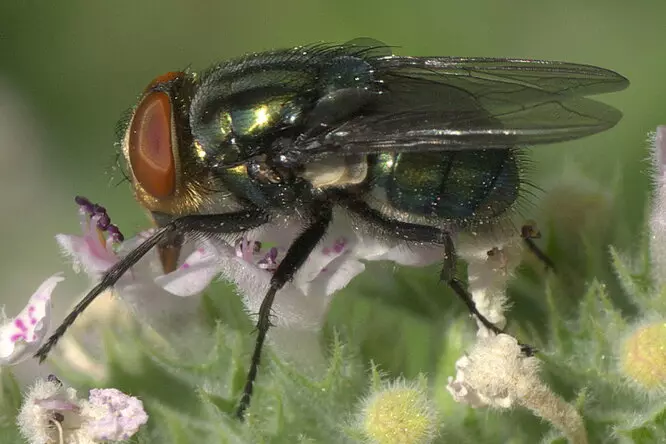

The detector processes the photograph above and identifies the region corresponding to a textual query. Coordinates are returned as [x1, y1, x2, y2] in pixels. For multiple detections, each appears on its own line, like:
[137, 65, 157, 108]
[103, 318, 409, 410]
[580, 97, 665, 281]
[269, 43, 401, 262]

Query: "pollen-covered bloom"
[446, 334, 538, 408]
[0, 274, 64, 365]
[17, 375, 148, 444]
[447, 334, 587, 443]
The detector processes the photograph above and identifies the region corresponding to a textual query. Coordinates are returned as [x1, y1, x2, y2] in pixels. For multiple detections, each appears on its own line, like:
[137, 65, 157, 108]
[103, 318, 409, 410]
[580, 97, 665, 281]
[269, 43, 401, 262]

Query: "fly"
[34, 38, 629, 419]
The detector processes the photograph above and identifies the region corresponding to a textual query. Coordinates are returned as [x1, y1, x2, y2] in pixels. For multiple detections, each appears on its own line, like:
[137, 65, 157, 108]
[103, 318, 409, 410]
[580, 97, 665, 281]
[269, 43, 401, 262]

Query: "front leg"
[35, 209, 270, 363]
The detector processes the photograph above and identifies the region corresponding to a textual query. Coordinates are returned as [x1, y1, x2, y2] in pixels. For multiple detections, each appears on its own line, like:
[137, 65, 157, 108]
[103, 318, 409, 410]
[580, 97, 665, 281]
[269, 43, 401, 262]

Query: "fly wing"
[382, 56, 628, 96]
[293, 56, 628, 159]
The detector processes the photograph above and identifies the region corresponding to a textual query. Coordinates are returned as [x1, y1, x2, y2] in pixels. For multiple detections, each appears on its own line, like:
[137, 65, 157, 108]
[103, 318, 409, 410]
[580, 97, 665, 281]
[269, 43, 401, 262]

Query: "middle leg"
[236, 202, 333, 419]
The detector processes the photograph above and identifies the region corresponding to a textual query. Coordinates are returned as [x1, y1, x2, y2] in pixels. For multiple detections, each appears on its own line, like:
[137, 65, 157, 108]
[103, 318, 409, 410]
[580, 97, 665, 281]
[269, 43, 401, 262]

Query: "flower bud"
[621, 321, 666, 390]
[356, 378, 439, 444]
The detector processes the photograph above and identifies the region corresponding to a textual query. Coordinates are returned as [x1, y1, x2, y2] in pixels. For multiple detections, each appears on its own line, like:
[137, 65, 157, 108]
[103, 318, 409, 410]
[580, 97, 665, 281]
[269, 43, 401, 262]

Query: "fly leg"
[440, 233, 503, 335]
[236, 202, 333, 419]
[338, 196, 506, 335]
[521, 221, 555, 271]
[34, 209, 269, 362]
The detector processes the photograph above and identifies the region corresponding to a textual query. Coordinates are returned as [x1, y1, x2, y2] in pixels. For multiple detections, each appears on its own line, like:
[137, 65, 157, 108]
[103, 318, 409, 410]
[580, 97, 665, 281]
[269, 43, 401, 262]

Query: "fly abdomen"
[366, 149, 521, 225]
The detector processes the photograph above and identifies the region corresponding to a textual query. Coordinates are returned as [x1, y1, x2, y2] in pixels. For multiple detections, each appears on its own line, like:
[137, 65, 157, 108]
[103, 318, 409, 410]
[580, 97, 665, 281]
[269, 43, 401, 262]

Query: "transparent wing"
[382, 56, 628, 96]
[294, 56, 628, 158]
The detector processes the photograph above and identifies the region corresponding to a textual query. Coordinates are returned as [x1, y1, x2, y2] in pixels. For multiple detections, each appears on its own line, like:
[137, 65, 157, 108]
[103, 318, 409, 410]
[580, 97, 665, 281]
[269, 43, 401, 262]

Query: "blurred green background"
[0, 0, 664, 387]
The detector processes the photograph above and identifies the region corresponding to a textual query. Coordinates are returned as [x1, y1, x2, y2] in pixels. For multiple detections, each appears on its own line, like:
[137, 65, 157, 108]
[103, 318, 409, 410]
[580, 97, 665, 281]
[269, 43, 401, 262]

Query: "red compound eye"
[128, 91, 176, 198]
[144, 71, 184, 92]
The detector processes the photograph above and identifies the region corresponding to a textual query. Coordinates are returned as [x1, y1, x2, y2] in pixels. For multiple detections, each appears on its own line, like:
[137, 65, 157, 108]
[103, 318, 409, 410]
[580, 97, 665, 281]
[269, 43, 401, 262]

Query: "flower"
[82, 388, 149, 441]
[55, 197, 225, 330]
[447, 334, 588, 444]
[58, 196, 537, 334]
[57, 197, 221, 297]
[204, 210, 444, 329]
[446, 334, 537, 408]
[17, 375, 148, 444]
[57, 198, 445, 331]
[459, 230, 525, 336]
[620, 321, 666, 390]
[0, 274, 64, 365]
[57, 196, 534, 340]
[17, 375, 84, 444]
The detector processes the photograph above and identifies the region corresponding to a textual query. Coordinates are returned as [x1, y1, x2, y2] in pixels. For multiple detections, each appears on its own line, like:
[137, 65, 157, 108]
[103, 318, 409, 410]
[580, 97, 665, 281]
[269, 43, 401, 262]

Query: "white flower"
[58, 199, 444, 331]
[446, 334, 536, 408]
[0, 274, 64, 365]
[82, 388, 148, 441]
[55, 197, 224, 328]
[57, 197, 221, 297]
[207, 210, 444, 329]
[17, 375, 148, 444]
[446, 334, 588, 443]
[458, 231, 525, 336]
[17, 376, 84, 444]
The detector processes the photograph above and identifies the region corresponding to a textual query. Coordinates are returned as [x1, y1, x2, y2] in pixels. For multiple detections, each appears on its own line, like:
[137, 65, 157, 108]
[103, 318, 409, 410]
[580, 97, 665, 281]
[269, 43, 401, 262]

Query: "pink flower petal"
[294, 223, 362, 283]
[367, 242, 444, 266]
[0, 274, 64, 365]
[56, 233, 118, 276]
[153, 247, 223, 297]
[300, 257, 366, 298]
[116, 229, 155, 253]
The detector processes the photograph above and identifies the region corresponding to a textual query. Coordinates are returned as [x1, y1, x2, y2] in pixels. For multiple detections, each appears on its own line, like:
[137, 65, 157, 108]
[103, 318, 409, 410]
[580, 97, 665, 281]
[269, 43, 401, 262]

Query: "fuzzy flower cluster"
[17, 375, 147, 444]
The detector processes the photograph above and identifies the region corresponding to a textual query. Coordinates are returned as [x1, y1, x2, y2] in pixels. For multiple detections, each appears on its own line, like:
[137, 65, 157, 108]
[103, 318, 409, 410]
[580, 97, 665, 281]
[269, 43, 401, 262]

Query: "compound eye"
[128, 91, 176, 198]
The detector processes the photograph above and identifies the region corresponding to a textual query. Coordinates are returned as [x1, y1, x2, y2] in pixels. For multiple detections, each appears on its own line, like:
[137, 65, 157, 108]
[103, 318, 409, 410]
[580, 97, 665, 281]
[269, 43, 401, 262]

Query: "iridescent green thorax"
[189, 47, 382, 169]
